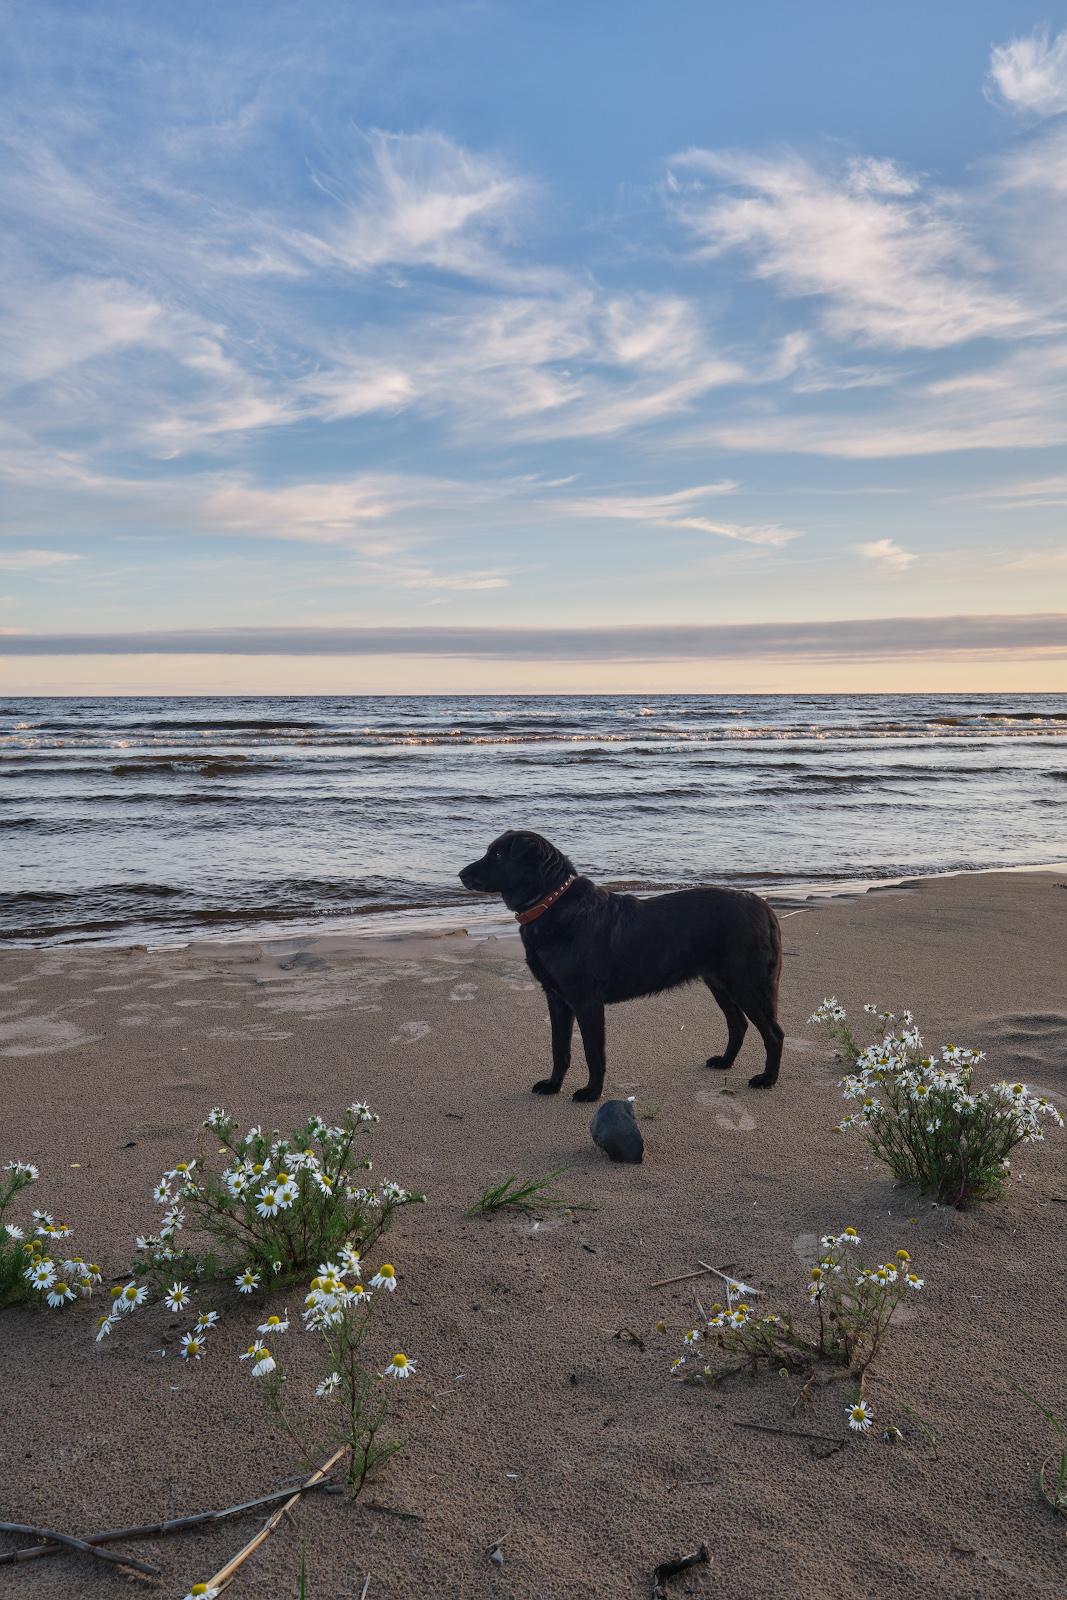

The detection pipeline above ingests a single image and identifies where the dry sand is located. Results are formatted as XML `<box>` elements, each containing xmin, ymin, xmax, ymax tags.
<box><xmin>1</xmin><ymin>871</ymin><xmax>1066</xmax><ymax>1599</ymax></box>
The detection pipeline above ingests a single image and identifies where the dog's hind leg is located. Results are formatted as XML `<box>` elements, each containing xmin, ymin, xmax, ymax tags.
<box><xmin>532</xmin><ymin>990</ymin><xmax>574</xmax><ymax>1096</ymax></box>
<box><xmin>571</xmin><ymin>1001</ymin><xmax>606</xmax><ymax>1102</ymax></box>
<box><xmin>743</xmin><ymin>1000</ymin><xmax>784</xmax><ymax>1089</ymax></box>
<box><xmin>702</xmin><ymin>974</ymin><xmax>747</xmax><ymax>1071</ymax></box>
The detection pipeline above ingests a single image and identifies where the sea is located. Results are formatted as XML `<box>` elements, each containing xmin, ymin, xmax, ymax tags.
<box><xmin>2</xmin><ymin>693</ymin><xmax>1066</xmax><ymax>947</ymax></box>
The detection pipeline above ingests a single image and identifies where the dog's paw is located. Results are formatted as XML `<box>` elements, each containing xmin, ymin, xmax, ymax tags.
<box><xmin>571</xmin><ymin>1085</ymin><xmax>601</xmax><ymax>1103</ymax></box>
<box><xmin>748</xmin><ymin>1071</ymin><xmax>777</xmax><ymax>1090</ymax></box>
<box><xmin>531</xmin><ymin>1078</ymin><xmax>562</xmax><ymax>1095</ymax></box>
<box><xmin>705</xmin><ymin>1055</ymin><xmax>734</xmax><ymax>1071</ymax></box>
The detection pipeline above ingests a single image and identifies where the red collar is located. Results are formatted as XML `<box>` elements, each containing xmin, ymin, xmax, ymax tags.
<box><xmin>515</xmin><ymin>875</ymin><xmax>577</xmax><ymax>926</ymax></box>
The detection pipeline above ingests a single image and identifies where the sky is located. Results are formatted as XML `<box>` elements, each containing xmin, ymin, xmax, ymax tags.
<box><xmin>1</xmin><ymin>0</ymin><xmax>1066</xmax><ymax>694</ymax></box>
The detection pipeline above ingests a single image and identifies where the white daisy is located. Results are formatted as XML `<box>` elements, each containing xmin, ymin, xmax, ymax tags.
<box><xmin>275</xmin><ymin>1179</ymin><xmax>298</xmax><ymax>1207</ymax></box>
<box><xmin>258</xmin><ymin>1311</ymin><xmax>289</xmax><ymax>1335</ymax></box>
<box><xmin>384</xmin><ymin>1351</ymin><xmax>415</xmax><ymax>1379</ymax></box>
<box><xmin>164</xmin><ymin>1282</ymin><xmax>191</xmax><ymax>1313</ymax></box>
<box><xmin>180</xmin><ymin>1332</ymin><xmax>207</xmax><ymax>1360</ymax></box>
<box><xmin>682</xmin><ymin>1328</ymin><xmax>701</xmax><ymax>1346</ymax></box>
<box><xmin>182</xmin><ymin>1585</ymin><xmax>220</xmax><ymax>1600</ymax></box>
<box><xmin>338</xmin><ymin>1244</ymin><xmax>362</xmax><ymax>1277</ymax></box>
<box><xmin>847</xmin><ymin>1399</ymin><xmax>874</xmax><ymax>1433</ymax></box>
<box><xmin>316</xmin><ymin>1371</ymin><xmax>342</xmax><ymax>1397</ymax></box>
<box><xmin>95</xmin><ymin>1312</ymin><xmax>116</xmax><ymax>1341</ymax></box>
<box><xmin>904</xmin><ymin>1273</ymin><xmax>924</xmax><ymax>1290</ymax></box>
<box><xmin>241</xmin><ymin>1341</ymin><xmax>276</xmax><ymax>1378</ymax></box>
<box><xmin>117</xmin><ymin>1281</ymin><xmax>149</xmax><ymax>1312</ymax></box>
<box><xmin>235</xmin><ymin>1268</ymin><xmax>260</xmax><ymax>1294</ymax></box>
<box><xmin>4</xmin><ymin>1222</ymin><xmax>25</xmax><ymax>1241</ymax></box>
<box><xmin>255</xmin><ymin>1188</ymin><xmax>281</xmax><ymax>1218</ymax></box>
<box><xmin>370</xmin><ymin>1263</ymin><xmax>397</xmax><ymax>1292</ymax></box>
<box><xmin>196</xmin><ymin>1309</ymin><xmax>220</xmax><ymax>1330</ymax></box>
<box><xmin>26</xmin><ymin>1258</ymin><xmax>56</xmax><ymax>1288</ymax></box>
<box><xmin>46</xmin><ymin>1280</ymin><xmax>77</xmax><ymax>1307</ymax></box>
<box><xmin>152</xmin><ymin>1180</ymin><xmax>172</xmax><ymax>1205</ymax></box>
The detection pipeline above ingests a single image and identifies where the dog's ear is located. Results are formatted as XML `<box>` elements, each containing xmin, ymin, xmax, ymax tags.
<box><xmin>527</xmin><ymin>833</ymin><xmax>574</xmax><ymax>879</ymax></box>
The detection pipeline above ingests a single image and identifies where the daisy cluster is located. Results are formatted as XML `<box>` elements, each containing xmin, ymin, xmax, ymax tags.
<box><xmin>666</xmin><ymin>1228</ymin><xmax>927</xmax><ymax>1413</ymax></box>
<box><xmin>1</xmin><ymin>1160</ymin><xmax>101</xmax><ymax>1311</ymax></box>
<box><xmin>117</xmin><ymin>1104</ymin><xmax>422</xmax><ymax>1318</ymax></box>
<box><xmin>809</xmin><ymin>1000</ymin><xmax>1063</xmax><ymax>1204</ymax></box>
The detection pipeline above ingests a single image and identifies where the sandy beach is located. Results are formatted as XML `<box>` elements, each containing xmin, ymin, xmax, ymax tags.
<box><xmin>1</xmin><ymin>870</ymin><xmax>1065</xmax><ymax>1599</ymax></box>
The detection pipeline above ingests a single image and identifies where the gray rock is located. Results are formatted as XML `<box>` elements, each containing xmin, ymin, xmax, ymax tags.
<box><xmin>589</xmin><ymin>1097</ymin><xmax>644</xmax><ymax>1163</ymax></box>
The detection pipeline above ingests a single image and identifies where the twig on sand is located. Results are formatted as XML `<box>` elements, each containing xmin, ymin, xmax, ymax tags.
<box><xmin>610</xmin><ymin>1326</ymin><xmax>647</xmax><ymax>1351</ymax></box>
<box><xmin>364</xmin><ymin>1502</ymin><xmax>424</xmax><ymax>1522</ymax></box>
<box><xmin>203</xmin><ymin>1446</ymin><xmax>347</xmax><ymax>1594</ymax></box>
<box><xmin>733</xmin><ymin>1421</ymin><xmax>844</xmax><ymax>1445</ymax></box>
<box><xmin>651</xmin><ymin>1262</ymin><xmax>735</xmax><ymax>1290</ymax></box>
<box><xmin>697</xmin><ymin>1261</ymin><xmax>763</xmax><ymax>1298</ymax></box>
<box><xmin>651</xmin><ymin>1541</ymin><xmax>710</xmax><ymax>1595</ymax></box>
<box><xmin>0</xmin><ymin>1481</ymin><xmax>338</xmax><ymax>1567</ymax></box>
<box><xmin>0</xmin><ymin>1523</ymin><xmax>160</xmax><ymax>1578</ymax></box>
<box><xmin>359</xmin><ymin>1576</ymin><xmax>371</xmax><ymax>1599</ymax></box>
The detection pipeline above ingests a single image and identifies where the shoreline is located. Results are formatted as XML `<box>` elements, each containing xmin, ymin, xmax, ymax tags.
<box><xmin>4</xmin><ymin>857</ymin><xmax>1065</xmax><ymax>956</ymax></box>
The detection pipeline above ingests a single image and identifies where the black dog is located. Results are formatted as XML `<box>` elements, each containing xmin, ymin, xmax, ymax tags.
<box><xmin>459</xmin><ymin>830</ymin><xmax>784</xmax><ymax>1102</ymax></box>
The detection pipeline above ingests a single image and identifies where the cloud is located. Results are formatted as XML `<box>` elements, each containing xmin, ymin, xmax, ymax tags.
<box><xmin>987</xmin><ymin>27</ymin><xmax>1067</xmax><ymax>118</ymax></box>
<box><xmin>681</xmin><ymin>338</ymin><xmax>1067</xmax><ymax>457</ymax></box>
<box><xmin>555</xmin><ymin>482</ymin><xmax>799</xmax><ymax>546</ymax></box>
<box><xmin>5</xmin><ymin>615</ymin><xmax>1063</xmax><ymax>659</ymax></box>
<box><xmin>293</xmin><ymin>129</ymin><xmax>535</xmax><ymax>282</ymax></box>
<box><xmin>0</xmin><ymin>548</ymin><xmax>80</xmax><ymax>571</ymax></box>
<box><xmin>667</xmin><ymin>147</ymin><xmax>1033</xmax><ymax>349</ymax></box>
<box><xmin>953</xmin><ymin>472</ymin><xmax>1067</xmax><ymax>507</ymax></box>
<box><xmin>854</xmin><ymin>538</ymin><xmax>916</xmax><ymax>573</ymax></box>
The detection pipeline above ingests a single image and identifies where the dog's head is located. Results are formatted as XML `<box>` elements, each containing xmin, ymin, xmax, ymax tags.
<box><xmin>459</xmin><ymin>830</ymin><xmax>575</xmax><ymax>912</ymax></box>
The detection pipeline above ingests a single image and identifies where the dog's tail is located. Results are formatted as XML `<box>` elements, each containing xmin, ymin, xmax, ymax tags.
<box><xmin>765</xmin><ymin>904</ymin><xmax>783</xmax><ymax>998</ymax></box>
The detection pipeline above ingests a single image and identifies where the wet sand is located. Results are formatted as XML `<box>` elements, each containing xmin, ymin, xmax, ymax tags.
<box><xmin>1</xmin><ymin>871</ymin><xmax>1066</xmax><ymax>1599</ymax></box>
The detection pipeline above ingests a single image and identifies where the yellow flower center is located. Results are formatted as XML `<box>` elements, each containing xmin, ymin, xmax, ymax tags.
<box><xmin>55</xmin><ymin>1282</ymin><xmax>69</xmax><ymax>1295</ymax></box>
<box><xmin>842</xmin><ymin>1227</ymin><xmax>858</xmax><ymax>1237</ymax></box>
<box><xmin>896</xmin><ymin>1249</ymin><xmax>910</xmax><ymax>1261</ymax></box>
<box><xmin>379</xmin><ymin>1264</ymin><xmax>395</xmax><ymax>1278</ymax></box>
<box><xmin>811</xmin><ymin>1267</ymin><xmax>823</xmax><ymax>1280</ymax></box>
<box><xmin>392</xmin><ymin>1353</ymin><xmax>408</xmax><ymax>1368</ymax></box>
<box><xmin>123</xmin><ymin>1285</ymin><xmax>137</xmax><ymax>1300</ymax></box>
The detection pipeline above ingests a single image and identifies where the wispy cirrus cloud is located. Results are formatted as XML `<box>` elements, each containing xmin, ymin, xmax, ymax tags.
<box><xmin>986</xmin><ymin>27</ymin><xmax>1067</xmax><ymax>118</ymax></box>
<box><xmin>854</xmin><ymin>538</ymin><xmax>916</xmax><ymax>574</ymax></box>
<box><xmin>556</xmin><ymin>482</ymin><xmax>799</xmax><ymax>546</ymax></box>
<box><xmin>666</xmin><ymin>147</ymin><xmax>1034</xmax><ymax>350</ymax></box>
<box><xmin>0</xmin><ymin>548</ymin><xmax>80</xmax><ymax>571</ymax></box>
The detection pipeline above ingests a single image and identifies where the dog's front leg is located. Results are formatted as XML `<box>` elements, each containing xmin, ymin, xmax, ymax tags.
<box><xmin>571</xmin><ymin>1002</ymin><xmax>606</xmax><ymax>1102</ymax></box>
<box><xmin>532</xmin><ymin>989</ymin><xmax>575</xmax><ymax>1095</ymax></box>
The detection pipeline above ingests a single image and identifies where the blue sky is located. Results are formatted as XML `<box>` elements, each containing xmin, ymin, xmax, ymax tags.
<box><xmin>2</xmin><ymin>0</ymin><xmax>1066</xmax><ymax>691</ymax></box>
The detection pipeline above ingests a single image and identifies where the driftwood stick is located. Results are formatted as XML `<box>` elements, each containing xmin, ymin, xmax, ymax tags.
<box><xmin>697</xmin><ymin>1260</ymin><xmax>764</xmax><ymax>1298</ymax></box>
<box><xmin>204</xmin><ymin>1446</ymin><xmax>347</xmax><ymax>1593</ymax></box>
<box><xmin>0</xmin><ymin>1522</ymin><xmax>160</xmax><ymax>1578</ymax></box>
<box><xmin>364</xmin><ymin>1501</ymin><xmax>424</xmax><ymax>1522</ymax></box>
<box><xmin>0</xmin><ymin>1481</ymin><xmax>337</xmax><ymax>1567</ymax></box>
<box><xmin>651</xmin><ymin>1261</ymin><xmax>734</xmax><ymax>1290</ymax></box>
<box><xmin>733</xmin><ymin>1421</ymin><xmax>843</xmax><ymax>1444</ymax></box>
